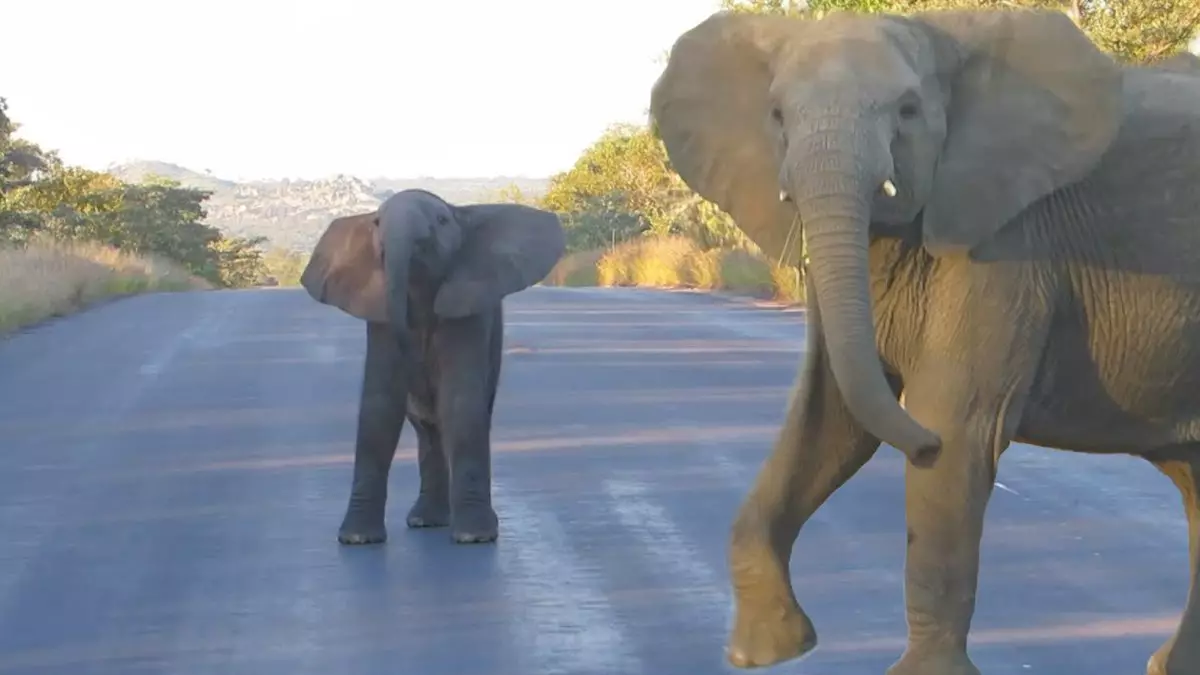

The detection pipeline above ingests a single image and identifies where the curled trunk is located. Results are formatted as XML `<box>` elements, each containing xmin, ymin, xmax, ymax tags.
<box><xmin>788</xmin><ymin>131</ymin><xmax>940</xmax><ymax>464</ymax></box>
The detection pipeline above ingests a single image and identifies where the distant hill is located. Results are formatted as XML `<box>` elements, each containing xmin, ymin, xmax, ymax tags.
<box><xmin>105</xmin><ymin>160</ymin><xmax>551</xmax><ymax>253</ymax></box>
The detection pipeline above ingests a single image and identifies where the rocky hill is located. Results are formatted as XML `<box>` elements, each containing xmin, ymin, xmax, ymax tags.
<box><xmin>106</xmin><ymin>161</ymin><xmax>551</xmax><ymax>253</ymax></box>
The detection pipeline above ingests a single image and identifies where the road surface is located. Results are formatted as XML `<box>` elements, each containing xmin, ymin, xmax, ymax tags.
<box><xmin>0</xmin><ymin>286</ymin><xmax>1190</xmax><ymax>675</ymax></box>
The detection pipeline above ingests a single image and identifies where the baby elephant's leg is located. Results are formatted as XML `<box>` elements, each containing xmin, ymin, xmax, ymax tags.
<box><xmin>405</xmin><ymin>417</ymin><xmax>450</xmax><ymax>528</ymax></box>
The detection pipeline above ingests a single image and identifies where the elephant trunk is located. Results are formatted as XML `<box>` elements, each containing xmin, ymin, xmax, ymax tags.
<box><xmin>379</xmin><ymin>214</ymin><xmax>417</xmax><ymax>371</ymax></box>
<box><xmin>786</xmin><ymin>125</ymin><xmax>940</xmax><ymax>465</ymax></box>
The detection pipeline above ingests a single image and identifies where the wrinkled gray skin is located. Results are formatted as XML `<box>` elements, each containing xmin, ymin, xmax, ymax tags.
<box><xmin>650</xmin><ymin>8</ymin><xmax>1200</xmax><ymax>675</ymax></box>
<box><xmin>300</xmin><ymin>189</ymin><xmax>564</xmax><ymax>545</ymax></box>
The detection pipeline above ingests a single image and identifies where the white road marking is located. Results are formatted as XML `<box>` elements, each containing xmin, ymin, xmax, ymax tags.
<box><xmin>492</xmin><ymin>480</ymin><xmax>642</xmax><ymax>675</ymax></box>
<box><xmin>602</xmin><ymin>478</ymin><xmax>732</xmax><ymax>615</ymax></box>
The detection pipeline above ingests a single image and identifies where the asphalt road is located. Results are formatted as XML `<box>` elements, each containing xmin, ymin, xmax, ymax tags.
<box><xmin>0</xmin><ymin>286</ymin><xmax>1190</xmax><ymax>675</ymax></box>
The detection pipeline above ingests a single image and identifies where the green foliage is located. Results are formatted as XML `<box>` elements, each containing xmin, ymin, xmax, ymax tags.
<box><xmin>489</xmin><ymin>182</ymin><xmax>539</xmax><ymax>205</ymax></box>
<box><xmin>0</xmin><ymin>101</ymin><xmax>273</xmax><ymax>289</ymax></box>
<box><xmin>0</xmin><ymin>97</ymin><xmax>57</xmax><ymax>194</ymax></box>
<box><xmin>539</xmin><ymin>123</ymin><xmax>752</xmax><ymax>254</ymax></box>
<box><xmin>721</xmin><ymin>0</ymin><xmax>1199</xmax><ymax>63</ymax></box>
<box><xmin>260</xmin><ymin>247</ymin><xmax>310</xmax><ymax>287</ymax></box>
<box><xmin>0</xmin><ymin>96</ymin><xmax>60</xmax><ymax>240</ymax></box>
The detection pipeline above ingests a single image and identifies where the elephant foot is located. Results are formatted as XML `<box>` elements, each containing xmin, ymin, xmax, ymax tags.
<box><xmin>451</xmin><ymin>504</ymin><xmax>498</xmax><ymax>544</ymax></box>
<box><xmin>1147</xmin><ymin>636</ymin><xmax>1200</xmax><ymax>675</ymax></box>
<box><xmin>886</xmin><ymin>647</ymin><xmax>980</xmax><ymax>675</ymax></box>
<box><xmin>725</xmin><ymin>601</ymin><xmax>817</xmax><ymax>669</ymax></box>
<box><xmin>725</xmin><ymin>530</ymin><xmax>816</xmax><ymax>669</ymax></box>
<box><xmin>1149</xmin><ymin>652</ymin><xmax>1167</xmax><ymax>675</ymax></box>
<box><xmin>337</xmin><ymin>508</ymin><xmax>387</xmax><ymax>545</ymax></box>
<box><xmin>405</xmin><ymin>494</ymin><xmax>450</xmax><ymax>528</ymax></box>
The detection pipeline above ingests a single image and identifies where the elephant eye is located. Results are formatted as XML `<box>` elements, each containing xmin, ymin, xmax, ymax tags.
<box><xmin>436</xmin><ymin>214</ymin><xmax>449</xmax><ymax>226</ymax></box>
<box><xmin>898</xmin><ymin>101</ymin><xmax>920</xmax><ymax>120</ymax></box>
<box><xmin>771</xmin><ymin>107</ymin><xmax>784</xmax><ymax>124</ymax></box>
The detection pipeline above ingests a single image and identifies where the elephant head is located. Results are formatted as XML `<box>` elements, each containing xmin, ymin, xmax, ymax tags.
<box><xmin>300</xmin><ymin>189</ymin><xmax>565</xmax><ymax>339</ymax></box>
<box><xmin>649</xmin><ymin>8</ymin><xmax>1122</xmax><ymax>463</ymax></box>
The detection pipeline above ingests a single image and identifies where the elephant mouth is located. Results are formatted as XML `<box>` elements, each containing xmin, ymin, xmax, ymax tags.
<box><xmin>871</xmin><ymin>206</ymin><xmax>925</xmax><ymax>240</ymax></box>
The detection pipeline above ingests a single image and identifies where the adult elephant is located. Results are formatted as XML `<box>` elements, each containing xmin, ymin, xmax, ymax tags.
<box><xmin>300</xmin><ymin>189</ymin><xmax>565</xmax><ymax>545</ymax></box>
<box><xmin>650</xmin><ymin>8</ymin><xmax>1200</xmax><ymax>675</ymax></box>
<box><xmin>1153</xmin><ymin>51</ymin><xmax>1200</xmax><ymax>74</ymax></box>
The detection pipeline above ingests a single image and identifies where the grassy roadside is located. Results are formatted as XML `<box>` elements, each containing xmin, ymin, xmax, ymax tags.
<box><xmin>542</xmin><ymin>235</ymin><xmax>805</xmax><ymax>305</ymax></box>
<box><xmin>0</xmin><ymin>237</ymin><xmax>210</xmax><ymax>334</ymax></box>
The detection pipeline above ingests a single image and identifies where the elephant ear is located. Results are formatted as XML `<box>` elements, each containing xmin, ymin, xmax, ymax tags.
<box><xmin>433</xmin><ymin>203</ymin><xmax>565</xmax><ymax>319</ymax></box>
<box><xmin>649</xmin><ymin>12</ymin><xmax>804</xmax><ymax>267</ymax></box>
<box><xmin>299</xmin><ymin>212</ymin><xmax>388</xmax><ymax>323</ymax></box>
<box><xmin>914</xmin><ymin>8</ymin><xmax>1123</xmax><ymax>256</ymax></box>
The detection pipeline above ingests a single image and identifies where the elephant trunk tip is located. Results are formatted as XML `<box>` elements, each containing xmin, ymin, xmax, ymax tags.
<box><xmin>874</xmin><ymin>390</ymin><xmax>941</xmax><ymax>466</ymax></box>
<box><xmin>893</xmin><ymin>427</ymin><xmax>941</xmax><ymax>468</ymax></box>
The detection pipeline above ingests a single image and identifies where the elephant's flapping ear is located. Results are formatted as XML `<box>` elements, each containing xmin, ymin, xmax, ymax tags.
<box><xmin>649</xmin><ymin>12</ymin><xmax>803</xmax><ymax>267</ymax></box>
<box><xmin>432</xmin><ymin>203</ymin><xmax>565</xmax><ymax>319</ymax></box>
<box><xmin>914</xmin><ymin>9</ymin><xmax>1122</xmax><ymax>256</ymax></box>
<box><xmin>299</xmin><ymin>212</ymin><xmax>389</xmax><ymax>323</ymax></box>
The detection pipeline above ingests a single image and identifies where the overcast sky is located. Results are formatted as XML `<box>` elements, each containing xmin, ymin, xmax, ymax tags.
<box><xmin>5</xmin><ymin>0</ymin><xmax>719</xmax><ymax>181</ymax></box>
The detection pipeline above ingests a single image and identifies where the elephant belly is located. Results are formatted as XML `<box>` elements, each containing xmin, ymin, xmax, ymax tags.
<box><xmin>1017</xmin><ymin>297</ymin><xmax>1200</xmax><ymax>455</ymax></box>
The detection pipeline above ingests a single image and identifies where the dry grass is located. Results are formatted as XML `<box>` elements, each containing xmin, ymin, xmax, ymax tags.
<box><xmin>0</xmin><ymin>237</ymin><xmax>210</xmax><ymax>334</ymax></box>
<box><xmin>543</xmin><ymin>235</ymin><xmax>805</xmax><ymax>304</ymax></box>
<box><xmin>543</xmin><ymin>248</ymin><xmax>603</xmax><ymax>287</ymax></box>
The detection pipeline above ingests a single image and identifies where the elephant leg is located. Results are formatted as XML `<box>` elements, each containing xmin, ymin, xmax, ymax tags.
<box><xmin>440</xmin><ymin>394</ymin><xmax>498</xmax><ymax>544</ymax></box>
<box><xmin>436</xmin><ymin>317</ymin><xmax>500</xmax><ymax>545</ymax></box>
<box><xmin>886</xmin><ymin>355</ymin><xmax>1036</xmax><ymax>672</ymax></box>
<box><xmin>885</xmin><ymin>398</ymin><xmax>998</xmax><ymax>675</ymax></box>
<box><xmin>726</xmin><ymin>284</ymin><xmax>890</xmax><ymax>669</ymax></box>
<box><xmin>339</xmin><ymin>322</ymin><xmax>409</xmax><ymax>546</ymax></box>
<box><xmin>1145</xmin><ymin>448</ymin><xmax>1200</xmax><ymax>675</ymax></box>
<box><xmin>882</xmin><ymin>254</ymin><xmax>1049</xmax><ymax>675</ymax></box>
<box><xmin>405</xmin><ymin>418</ymin><xmax>450</xmax><ymax>528</ymax></box>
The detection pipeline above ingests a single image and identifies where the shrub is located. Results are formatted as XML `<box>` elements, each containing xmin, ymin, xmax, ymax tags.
<box><xmin>0</xmin><ymin>236</ymin><xmax>207</xmax><ymax>333</ymax></box>
<box><xmin>544</xmin><ymin>235</ymin><xmax>806</xmax><ymax>304</ymax></box>
<box><xmin>544</xmin><ymin>248</ymin><xmax>603</xmax><ymax>287</ymax></box>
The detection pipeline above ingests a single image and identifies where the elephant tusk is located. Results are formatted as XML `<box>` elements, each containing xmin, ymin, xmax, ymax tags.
<box><xmin>881</xmin><ymin>179</ymin><xmax>897</xmax><ymax>197</ymax></box>
<box><xmin>779</xmin><ymin>189</ymin><xmax>791</xmax><ymax>203</ymax></box>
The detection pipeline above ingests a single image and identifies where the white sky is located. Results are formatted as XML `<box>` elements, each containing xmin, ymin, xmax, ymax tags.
<box><xmin>4</xmin><ymin>0</ymin><xmax>721</xmax><ymax>181</ymax></box>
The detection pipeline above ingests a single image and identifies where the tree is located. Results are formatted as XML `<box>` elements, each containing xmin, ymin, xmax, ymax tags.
<box><xmin>0</xmin><ymin>101</ymin><xmax>271</xmax><ymax>288</ymax></box>
<box><xmin>0</xmin><ymin>97</ymin><xmax>57</xmax><ymax>196</ymax></box>
<box><xmin>0</xmin><ymin>97</ymin><xmax>60</xmax><ymax>240</ymax></box>
<box><xmin>540</xmin><ymin>123</ymin><xmax>752</xmax><ymax>252</ymax></box>
<box><xmin>489</xmin><ymin>182</ymin><xmax>538</xmax><ymax>205</ymax></box>
<box><xmin>721</xmin><ymin>0</ymin><xmax>1200</xmax><ymax>63</ymax></box>
<box><xmin>208</xmin><ymin>234</ymin><xmax>270</xmax><ymax>288</ymax></box>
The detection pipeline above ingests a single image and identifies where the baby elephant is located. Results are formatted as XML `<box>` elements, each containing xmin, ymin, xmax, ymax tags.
<box><xmin>300</xmin><ymin>189</ymin><xmax>565</xmax><ymax>544</ymax></box>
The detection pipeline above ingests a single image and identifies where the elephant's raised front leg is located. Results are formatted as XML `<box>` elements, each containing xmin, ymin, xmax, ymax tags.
<box><xmin>1145</xmin><ymin>448</ymin><xmax>1200</xmax><ymax>675</ymax></box>
<box><xmin>339</xmin><ymin>322</ymin><xmax>409</xmax><ymax>545</ymax></box>
<box><xmin>725</xmin><ymin>287</ymin><xmax>890</xmax><ymax>668</ymax></box>
<box><xmin>405</xmin><ymin>418</ymin><xmax>450</xmax><ymax>528</ymax></box>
